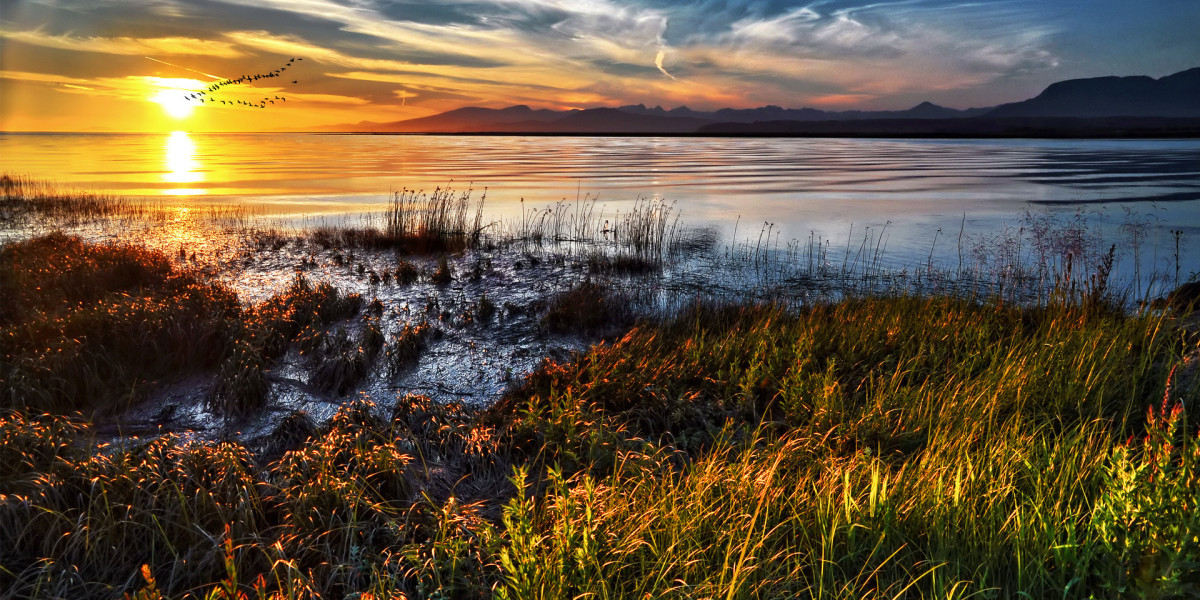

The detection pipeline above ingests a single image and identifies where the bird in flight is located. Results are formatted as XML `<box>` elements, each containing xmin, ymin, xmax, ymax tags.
<box><xmin>182</xmin><ymin>58</ymin><xmax>303</xmax><ymax>110</ymax></box>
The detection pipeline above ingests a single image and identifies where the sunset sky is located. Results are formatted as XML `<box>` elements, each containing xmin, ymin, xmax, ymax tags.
<box><xmin>2</xmin><ymin>0</ymin><xmax>1198</xmax><ymax>132</ymax></box>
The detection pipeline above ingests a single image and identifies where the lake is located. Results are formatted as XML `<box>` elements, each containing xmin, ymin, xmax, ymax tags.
<box><xmin>4</xmin><ymin>132</ymin><xmax>1200</xmax><ymax>283</ymax></box>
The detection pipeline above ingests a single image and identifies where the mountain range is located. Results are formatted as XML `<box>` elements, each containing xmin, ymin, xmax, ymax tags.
<box><xmin>326</xmin><ymin>67</ymin><xmax>1200</xmax><ymax>136</ymax></box>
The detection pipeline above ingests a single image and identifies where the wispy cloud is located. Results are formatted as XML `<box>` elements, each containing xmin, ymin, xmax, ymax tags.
<box><xmin>1</xmin><ymin>29</ymin><xmax>244</xmax><ymax>58</ymax></box>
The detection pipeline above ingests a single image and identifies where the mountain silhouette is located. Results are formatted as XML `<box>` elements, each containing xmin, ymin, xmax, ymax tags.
<box><xmin>322</xmin><ymin>67</ymin><xmax>1199</xmax><ymax>136</ymax></box>
<box><xmin>696</xmin><ymin>116</ymin><xmax>1200</xmax><ymax>138</ymax></box>
<box><xmin>340</xmin><ymin>101</ymin><xmax>984</xmax><ymax>133</ymax></box>
<box><xmin>987</xmin><ymin>68</ymin><xmax>1200</xmax><ymax>118</ymax></box>
<box><xmin>484</xmin><ymin>108</ymin><xmax>715</xmax><ymax>133</ymax></box>
<box><xmin>358</xmin><ymin>105</ymin><xmax>565</xmax><ymax>133</ymax></box>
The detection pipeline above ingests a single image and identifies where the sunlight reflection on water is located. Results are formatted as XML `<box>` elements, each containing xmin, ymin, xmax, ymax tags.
<box><xmin>164</xmin><ymin>131</ymin><xmax>205</xmax><ymax>194</ymax></box>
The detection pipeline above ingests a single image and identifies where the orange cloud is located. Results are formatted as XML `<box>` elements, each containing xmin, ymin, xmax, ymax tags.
<box><xmin>2</xmin><ymin>30</ymin><xmax>243</xmax><ymax>57</ymax></box>
<box><xmin>808</xmin><ymin>93</ymin><xmax>877</xmax><ymax>106</ymax></box>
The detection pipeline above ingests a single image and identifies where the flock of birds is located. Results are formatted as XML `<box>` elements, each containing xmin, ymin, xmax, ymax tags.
<box><xmin>182</xmin><ymin>58</ymin><xmax>302</xmax><ymax>109</ymax></box>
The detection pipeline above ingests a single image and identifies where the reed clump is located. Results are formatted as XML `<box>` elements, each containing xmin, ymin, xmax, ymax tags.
<box><xmin>540</xmin><ymin>281</ymin><xmax>631</xmax><ymax>335</ymax></box>
<box><xmin>0</xmin><ymin>175</ymin><xmax>127</xmax><ymax>228</ymax></box>
<box><xmin>385</xmin><ymin>320</ymin><xmax>434</xmax><ymax>375</ymax></box>
<box><xmin>308</xmin><ymin>317</ymin><xmax>384</xmax><ymax>396</ymax></box>
<box><xmin>0</xmin><ymin>233</ymin><xmax>242</xmax><ymax>414</ymax></box>
<box><xmin>316</xmin><ymin>186</ymin><xmax>488</xmax><ymax>254</ymax></box>
<box><xmin>0</xmin><ymin>234</ymin><xmax>369</xmax><ymax>417</ymax></box>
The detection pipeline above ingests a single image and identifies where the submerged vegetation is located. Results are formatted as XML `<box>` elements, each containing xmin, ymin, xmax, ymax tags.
<box><xmin>1</xmin><ymin>177</ymin><xmax>1199</xmax><ymax>598</ymax></box>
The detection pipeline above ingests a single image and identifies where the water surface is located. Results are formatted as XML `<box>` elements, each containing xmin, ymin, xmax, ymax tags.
<box><xmin>5</xmin><ymin>132</ymin><xmax>1200</xmax><ymax>276</ymax></box>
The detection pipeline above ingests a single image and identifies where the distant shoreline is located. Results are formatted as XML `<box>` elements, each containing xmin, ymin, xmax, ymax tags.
<box><xmin>327</xmin><ymin>117</ymin><xmax>1200</xmax><ymax>139</ymax></box>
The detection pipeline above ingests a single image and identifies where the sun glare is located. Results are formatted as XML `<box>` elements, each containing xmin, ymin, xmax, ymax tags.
<box><xmin>153</xmin><ymin>89</ymin><xmax>195</xmax><ymax>119</ymax></box>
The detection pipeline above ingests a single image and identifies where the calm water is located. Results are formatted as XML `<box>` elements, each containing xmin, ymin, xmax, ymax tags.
<box><xmin>4</xmin><ymin>132</ymin><xmax>1200</xmax><ymax>277</ymax></box>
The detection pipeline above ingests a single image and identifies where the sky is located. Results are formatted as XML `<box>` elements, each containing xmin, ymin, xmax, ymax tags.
<box><xmin>2</xmin><ymin>0</ymin><xmax>1198</xmax><ymax>132</ymax></box>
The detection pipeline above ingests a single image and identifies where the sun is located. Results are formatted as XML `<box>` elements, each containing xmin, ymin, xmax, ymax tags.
<box><xmin>153</xmin><ymin>88</ymin><xmax>195</xmax><ymax>119</ymax></box>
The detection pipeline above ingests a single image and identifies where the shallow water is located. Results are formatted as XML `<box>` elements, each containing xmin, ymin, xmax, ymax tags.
<box><xmin>4</xmin><ymin>133</ymin><xmax>1200</xmax><ymax>276</ymax></box>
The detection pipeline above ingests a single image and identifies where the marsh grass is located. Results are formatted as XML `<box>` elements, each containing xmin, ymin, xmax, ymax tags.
<box><xmin>0</xmin><ymin>233</ymin><xmax>242</xmax><ymax>414</ymax></box>
<box><xmin>3</xmin><ymin>290</ymin><xmax>1198</xmax><ymax>598</ymax></box>
<box><xmin>488</xmin><ymin>296</ymin><xmax>1199</xmax><ymax>599</ymax></box>
<box><xmin>5</xmin><ymin>294</ymin><xmax>1197</xmax><ymax>599</ymax></box>
<box><xmin>1</xmin><ymin>175</ymin><xmax>132</xmax><ymax>228</ymax></box>
<box><xmin>539</xmin><ymin>280</ymin><xmax>632</xmax><ymax>335</ymax></box>
<box><xmin>1</xmin><ymin>175</ymin><xmax>252</xmax><ymax>234</ymax></box>
<box><xmin>0</xmin><ymin>234</ymin><xmax>367</xmax><ymax>416</ymax></box>
<box><xmin>0</xmin><ymin>397</ymin><xmax>505</xmax><ymax>599</ymax></box>
<box><xmin>307</xmin><ymin>186</ymin><xmax>489</xmax><ymax>255</ymax></box>
<box><xmin>725</xmin><ymin>208</ymin><xmax>1190</xmax><ymax>311</ymax></box>
<box><xmin>384</xmin><ymin>186</ymin><xmax>486</xmax><ymax>251</ymax></box>
<box><xmin>308</xmin><ymin>317</ymin><xmax>384</xmax><ymax>396</ymax></box>
<box><xmin>385</xmin><ymin>320</ymin><xmax>435</xmax><ymax>376</ymax></box>
<box><xmin>430</xmin><ymin>255</ymin><xmax>453</xmax><ymax>285</ymax></box>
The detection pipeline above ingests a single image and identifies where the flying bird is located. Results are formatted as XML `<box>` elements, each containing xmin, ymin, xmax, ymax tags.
<box><xmin>181</xmin><ymin>58</ymin><xmax>303</xmax><ymax>110</ymax></box>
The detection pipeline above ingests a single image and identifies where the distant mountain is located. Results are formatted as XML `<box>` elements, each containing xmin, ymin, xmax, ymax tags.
<box><xmin>683</xmin><ymin>102</ymin><xmax>991</xmax><ymax>123</ymax></box>
<box><xmin>320</xmin><ymin>67</ymin><xmax>1199</xmax><ymax>136</ymax></box>
<box><xmin>697</xmin><ymin>116</ymin><xmax>1200</xmax><ymax>138</ymax></box>
<box><xmin>487</xmin><ymin>108</ymin><xmax>714</xmax><ymax>134</ymax></box>
<box><xmin>334</xmin><ymin>101</ymin><xmax>985</xmax><ymax>134</ymax></box>
<box><xmin>987</xmin><ymin>68</ymin><xmax>1200</xmax><ymax>118</ymax></box>
<box><xmin>360</xmin><ymin>105</ymin><xmax>568</xmax><ymax>133</ymax></box>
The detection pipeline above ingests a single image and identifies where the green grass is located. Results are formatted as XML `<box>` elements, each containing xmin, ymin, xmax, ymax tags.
<box><xmin>489</xmin><ymin>299</ymin><xmax>1198</xmax><ymax>599</ymax></box>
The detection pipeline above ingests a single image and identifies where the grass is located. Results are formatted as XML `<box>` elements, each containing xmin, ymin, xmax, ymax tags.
<box><xmin>0</xmin><ymin>234</ymin><xmax>367</xmax><ymax>416</ymax></box>
<box><xmin>5</xmin><ymin>282</ymin><xmax>1197</xmax><ymax>598</ymax></box>
<box><xmin>385</xmin><ymin>321</ymin><xmax>435</xmax><ymax>376</ymax></box>
<box><xmin>1</xmin><ymin>175</ymin><xmax>251</xmax><ymax>233</ymax></box>
<box><xmin>302</xmin><ymin>186</ymin><xmax>488</xmax><ymax>255</ymax></box>
<box><xmin>0</xmin><ymin>233</ymin><xmax>241</xmax><ymax>414</ymax></box>
<box><xmin>1</xmin><ymin>175</ymin><xmax>142</xmax><ymax>229</ymax></box>
<box><xmin>487</xmin><ymin>297</ymin><xmax>1197</xmax><ymax>598</ymax></box>
<box><xmin>539</xmin><ymin>280</ymin><xmax>631</xmax><ymax>335</ymax></box>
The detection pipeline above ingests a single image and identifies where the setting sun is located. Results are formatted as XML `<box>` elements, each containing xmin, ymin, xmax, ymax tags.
<box><xmin>152</xmin><ymin>88</ymin><xmax>194</xmax><ymax>120</ymax></box>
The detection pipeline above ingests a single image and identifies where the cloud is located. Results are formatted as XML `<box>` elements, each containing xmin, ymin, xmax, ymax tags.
<box><xmin>1</xmin><ymin>29</ymin><xmax>244</xmax><ymax>58</ymax></box>
<box><xmin>1</xmin><ymin>69</ymin><xmax>200</xmax><ymax>102</ymax></box>
<box><xmin>654</xmin><ymin>48</ymin><xmax>675</xmax><ymax>80</ymax></box>
<box><xmin>7</xmin><ymin>0</ymin><xmax>1194</xmax><ymax>128</ymax></box>
<box><xmin>674</xmin><ymin>0</ymin><xmax>1061</xmax><ymax>103</ymax></box>
<box><xmin>0</xmin><ymin>70</ymin><xmax>95</xmax><ymax>86</ymax></box>
<box><xmin>215</xmin><ymin>0</ymin><xmax>681</xmax><ymax>82</ymax></box>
